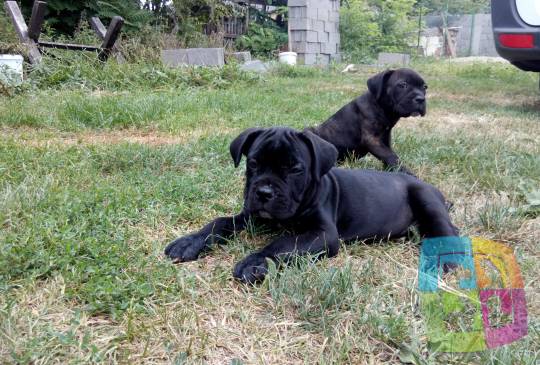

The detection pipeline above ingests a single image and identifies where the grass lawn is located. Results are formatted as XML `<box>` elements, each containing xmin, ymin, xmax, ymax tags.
<box><xmin>0</xmin><ymin>60</ymin><xmax>538</xmax><ymax>364</ymax></box>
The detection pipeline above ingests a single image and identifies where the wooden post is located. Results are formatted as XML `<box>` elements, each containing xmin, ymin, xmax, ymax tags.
<box><xmin>90</xmin><ymin>17</ymin><xmax>126</xmax><ymax>63</ymax></box>
<box><xmin>4</xmin><ymin>1</ymin><xmax>42</xmax><ymax>64</ymax></box>
<box><xmin>28</xmin><ymin>1</ymin><xmax>47</xmax><ymax>41</ymax></box>
<box><xmin>97</xmin><ymin>16</ymin><xmax>125</xmax><ymax>62</ymax></box>
<box><xmin>89</xmin><ymin>17</ymin><xmax>107</xmax><ymax>38</ymax></box>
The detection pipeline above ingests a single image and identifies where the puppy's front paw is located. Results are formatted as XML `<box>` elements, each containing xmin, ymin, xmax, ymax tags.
<box><xmin>233</xmin><ymin>253</ymin><xmax>269</xmax><ymax>284</ymax></box>
<box><xmin>164</xmin><ymin>234</ymin><xmax>206</xmax><ymax>262</ymax></box>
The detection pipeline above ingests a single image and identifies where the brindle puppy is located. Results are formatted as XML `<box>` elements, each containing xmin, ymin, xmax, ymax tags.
<box><xmin>308</xmin><ymin>68</ymin><xmax>428</xmax><ymax>175</ymax></box>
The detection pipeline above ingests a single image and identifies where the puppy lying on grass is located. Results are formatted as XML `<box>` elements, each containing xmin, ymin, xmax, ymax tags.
<box><xmin>165</xmin><ymin>127</ymin><xmax>457</xmax><ymax>283</ymax></box>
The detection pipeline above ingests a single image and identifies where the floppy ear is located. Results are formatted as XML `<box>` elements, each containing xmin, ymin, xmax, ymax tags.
<box><xmin>367</xmin><ymin>69</ymin><xmax>394</xmax><ymax>101</ymax></box>
<box><xmin>300</xmin><ymin>131</ymin><xmax>338</xmax><ymax>181</ymax></box>
<box><xmin>230</xmin><ymin>127</ymin><xmax>265</xmax><ymax>168</ymax></box>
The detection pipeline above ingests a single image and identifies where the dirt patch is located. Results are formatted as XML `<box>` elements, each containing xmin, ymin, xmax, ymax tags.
<box><xmin>428</xmin><ymin>91</ymin><xmax>540</xmax><ymax>108</ymax></box>
<box><xmin>1</xmin><ymin>127</ymin><xmax>236</xmax><ymax>148</ymax></box>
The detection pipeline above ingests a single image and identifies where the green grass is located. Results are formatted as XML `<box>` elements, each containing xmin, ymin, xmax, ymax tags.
<box><xmin>0</xmin><ymin>59</ymin><xmax>539</xmax><ymax>364</ymax></box>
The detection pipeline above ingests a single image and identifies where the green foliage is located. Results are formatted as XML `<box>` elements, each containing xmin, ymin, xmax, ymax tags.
<box><xmin>237</xmin><ymin>23</ymin><xmax>287</xmax><ymax>58</ymax></box>
<box><xmin>25</xmin><ymin>54</ymin><xmax>259</xmax><ymax>92</ymax></box>
<box><xmin>18</xmin><ymin>0</ymin><xmax>153</xmax><ymax>35</ymax></box>
<box><xmin>418</xmin><ymin>0</ymin><xmax>490</xmax><ymax>15</ymax></box>
<box><xmin>340</xmin><ymin>0</ymin><xmax>417</xmax><ymax>63</ymax></box>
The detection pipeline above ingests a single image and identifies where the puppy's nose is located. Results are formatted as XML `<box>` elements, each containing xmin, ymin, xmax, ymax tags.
<box><xmin>256</xmin><ymin>185</ymin><xmax>274</xmax><ymax>202</ymax></box>
<box><xmin>414</xmin><ymin>95</ymin><xmax>426</xmax><ymax>104</ymax></box>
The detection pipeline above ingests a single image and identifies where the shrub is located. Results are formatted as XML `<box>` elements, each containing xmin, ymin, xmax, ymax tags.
<box><xmin>340</xmin><ymin>0</ymin><xmax>417</xmax><ymax>63</ymax></box>
<box><xmin>237</xmin><ymin>23</ymin><xmax>287</xmax><ymax>58</ymax></box>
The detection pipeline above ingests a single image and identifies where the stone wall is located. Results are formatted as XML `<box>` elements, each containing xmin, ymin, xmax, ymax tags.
<box><xmin>288</xmin><ymin>0</ymin><xmax>340</xmax><ymax>65</ymax></box>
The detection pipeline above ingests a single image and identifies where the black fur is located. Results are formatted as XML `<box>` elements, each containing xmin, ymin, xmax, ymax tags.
<box><xmin>308</xmin><ymin>68</ymin><xmax>428</xmax><ymax>175</ymax></box>
<box><xmin>165</xmin><ymin>127</ymin><xmax>457</xmax><ymax>284</ymax></box>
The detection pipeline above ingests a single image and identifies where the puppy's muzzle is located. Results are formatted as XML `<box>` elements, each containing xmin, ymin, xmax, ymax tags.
<box><xmin>256</xmin><ymin>185</ymin><xmax>275</xmax><ymax>203</ymax></box>
<box><xmin>414</xmin><ymin>95</ymin><xmax>425</xmax><ymax>105</ymax></box>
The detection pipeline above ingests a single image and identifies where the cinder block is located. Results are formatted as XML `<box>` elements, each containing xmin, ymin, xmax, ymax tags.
<box><xmin>228</xmin><ymin>51</ymin><xmax>251</xmax><ymax>63</ymax></box>
<box><xmin>297</xmin><ymin>53</ymin><xmax>318</xmax><ymax>65</ymax></box>
<box><xmin>317</xmin><ymin>9</ymin><xmax>329</xmax><ymax>21</ymax></box>
<box><xmin>291</xmin><ymin>31</ymin><xmax>305</xmax><ymax>42</ymax></box>
<box><xmin>289</xmin><ymin>18</ymin><xmax>311</xmax><ymax>30</ymax></box>
<box><xmin>329</xmin><ymin>32</ymin><xmax>340</xmax><ymax>44</ymax></box>
<box><xmin>312</xmin><ymin>20</ymin><xmax>325</xmax><ymax>32</ymax></box>
<box><xmin>329</xmin><ymin>10</ymin><xmax>340</xmax><ymax>22</ymax></box>
<box><xmin>306</xmin><ymin>7</ymin><xmax>318</xmax><ymax>18</ymax></box>
<box><xmin>292</xmin><ymin>42</ymin><xmax>320</xmax><ymax>53</ymax></box>
<box><xmin>318</xmin><ymin>54</ymin><xmax>330</xmax><ymax>65</ymax></box>
<box><xmin>318</xmin><ymin>31</ymin><xmax>329</xmax><ymax>43</ymax></box>
<box><xmin>324</xmin><ymin>21</ymin><xmax>337</xmax><ymax>32</ymax></box>
<box><xmin>306</xmin><ymin>30</ymin><xmax>318</xmax><ymax>42</ymax></box>
<box><xmin>187</xmin><ymin>48</ymin><xmax>225</xmax><ymax>66</ymax></box>
<box><xmin>377</xmin><ymin>52</ymin><xmax>411</xmax><ymax>66</ymax></box>
<box><xmin>288</xmin><ymin>0</ymin><xmax>308</xmax><ymax>6</ymax></box>
<box><xmin>320</xmin><ymin>42</ymin><xmax>337</xmax><ymax>54</ymax></box>
<box><xmin>162</xmin><ymin>49</ymin><xmax>188</xmax><ymax>66</ymax></box>
<box><xmin>289</xmin><ymin>6</ymin><xmax>307</xmax><ymax>18</ymax></box>
<box><xmin>162</xmin><ymin>48</ymin><xmax>225</xmax><ymax>67</ymax></box>
<box><xmin>291</xmin><ymin>30</ymin><xmax>318</xmax><ymax>43</ymax></box>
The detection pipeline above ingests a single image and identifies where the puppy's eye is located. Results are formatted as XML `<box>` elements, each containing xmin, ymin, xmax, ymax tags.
<box><xmin>423</xmin><ymin>84</ymin><xmax>428</xmax><ymax>90</ymax></box>
<box><xmin>398</xmin><ymin>82</ymin><xmax>408</xmax><ymax>89</ymax></box>
<box><xmin>247</xmin><ymin>160</ymin><xmax>258</xmax><ymax>169</ymax></box>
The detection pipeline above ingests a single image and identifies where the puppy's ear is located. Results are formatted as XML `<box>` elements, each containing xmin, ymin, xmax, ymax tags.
<box><xmin>230</xmin><ymin>128</ymin><xmax>265</xmax><ymax>167</ymax></box>
<box><xmin>367</xmin><ymin>69</ymin><xmax>394</xmax><ymax>101</ymax></box>
<box><xmin>300</xmin><ymin>131</ymin><xmax>338</xmax><ymax>181</ymax></box>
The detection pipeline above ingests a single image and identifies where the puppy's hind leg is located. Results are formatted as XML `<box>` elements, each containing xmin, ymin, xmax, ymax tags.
<box><xmin>409</xmin><ymin>185</ymin><xmax>459</xmax><ymax>238</ymax></box>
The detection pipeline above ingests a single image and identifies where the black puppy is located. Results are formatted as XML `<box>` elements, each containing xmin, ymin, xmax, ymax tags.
<box><xmin>308</xmin><ymin>68</ymin><xmax>427</xmax><ymax>175</ymax></box>
<box><xmin>165</xmin><ymin>127</ymin><xmax>457</xmax><ymax>283</ymax></box>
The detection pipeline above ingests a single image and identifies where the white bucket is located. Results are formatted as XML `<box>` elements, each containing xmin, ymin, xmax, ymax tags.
<box><xmin>0</xmin><ymin>54</ymin><xmax>24</xmax><ymax>85</ymax></box>
<box><xmin>279</xmin><ymin>51</ymin><xmax>297</xmax><ymax>65</ymax></box>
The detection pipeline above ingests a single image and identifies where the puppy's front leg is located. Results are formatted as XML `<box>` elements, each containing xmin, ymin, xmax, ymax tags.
<box><xmin>366</xmin><ymin>139</ymin><xmax>413</xmax><ymax>175</ymax></box>
<box><xmin>165</xmin><ymin>213</ymin><xmax>248</xmax><ymax>262</ymax></box>
<box><xmin>233</xmin><ymin>226</ymin><xmax>339</xmax><ymax>284</ymax></box>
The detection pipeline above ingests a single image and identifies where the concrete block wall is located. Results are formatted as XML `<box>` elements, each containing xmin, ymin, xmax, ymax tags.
<box><xmin>454</xmin><ymin>14</ymin><xmax>497</xmax><ymax>57</ymax></box>
<box><xmin>289</xmin><ymin>0</ymin><xmax>340</xmax><ymax>65</ymax></box>
<box><xmin>426</xmin><ymin>13</ymin><xmax>498</xmax><ymax>57</ymax></box>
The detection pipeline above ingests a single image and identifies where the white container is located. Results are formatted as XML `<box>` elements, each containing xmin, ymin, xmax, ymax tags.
<box><xmin>0</xmin><ymin>54</ymin><xmax>24</xmax><ymax>85</ymax></box>
<box><xmin>279</xmin><ymin>51</ymin><xmax>297</xmax><ymax>65</ymax></box>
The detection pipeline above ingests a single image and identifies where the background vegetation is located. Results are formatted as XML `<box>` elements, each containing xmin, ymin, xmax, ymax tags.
<box><xmin>1</xmin><ymin>0</ymin><xmax>491</xmax><ymax>61</ymax></box>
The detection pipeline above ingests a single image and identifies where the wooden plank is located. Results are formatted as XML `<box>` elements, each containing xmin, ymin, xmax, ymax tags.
<box><xmin>98</xmin><ymin>16</ymin><xmax>124</xmax><ymax>61</ymax></box>
<box><xmin>90</xmin><ymin>16</ymin><xmax>126</xmax><ymax>63</ymax></box>
<box><xmin>4</xmin><ymin>1</ymin><xmax>29</xmax><ymax>41</ymax></box>
<box><xmin>28</xmin><ymin>1</ymin><xmax>47</xmax><ymax>41</ymax></box>
<box><xmin>38</xmin><ymin>41</ymin><xmax>100</xmax><ymax>51</ymax></box>
<box><xmin>89</xmin><ymin>16</ymin><xmax>107</xmax><ymax>39</ymax></box>
<box><xmin>4</xmin><ymin>1</ymin><xmax>42</xmax><ymax>64</ymax></box>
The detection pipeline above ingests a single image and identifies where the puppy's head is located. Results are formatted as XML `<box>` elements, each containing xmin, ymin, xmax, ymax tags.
<box><xmin>230</xmin><ymin>127</ymin><xmax>338</xmax><ymax>220</ymax></box>
<box><xmin>367</xmin><ymin>68</ymin><xmax>428</xmax><ymax>118</ymax></box>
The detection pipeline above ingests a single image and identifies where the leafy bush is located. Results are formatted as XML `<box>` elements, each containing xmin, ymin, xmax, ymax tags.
<box><xmin>237</xmin><ymin>23</ymin><xmax>287</xmax><ymax>58</ymax></box>
<box><xmin>340</xmin><ymin>0</ymin><xmax>417</xmax><ymax>63</ymax></box>
<box><xmin>18</xmin><ymin>0</ymin><xmax>152</xmax><ymax>35</ymax></box>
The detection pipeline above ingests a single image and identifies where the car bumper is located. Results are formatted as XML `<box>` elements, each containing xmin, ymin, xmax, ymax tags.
<box><xmin>492</xmin><ymin>0</ymin><xmax>540</xmax><ymax>71</ymax></box>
